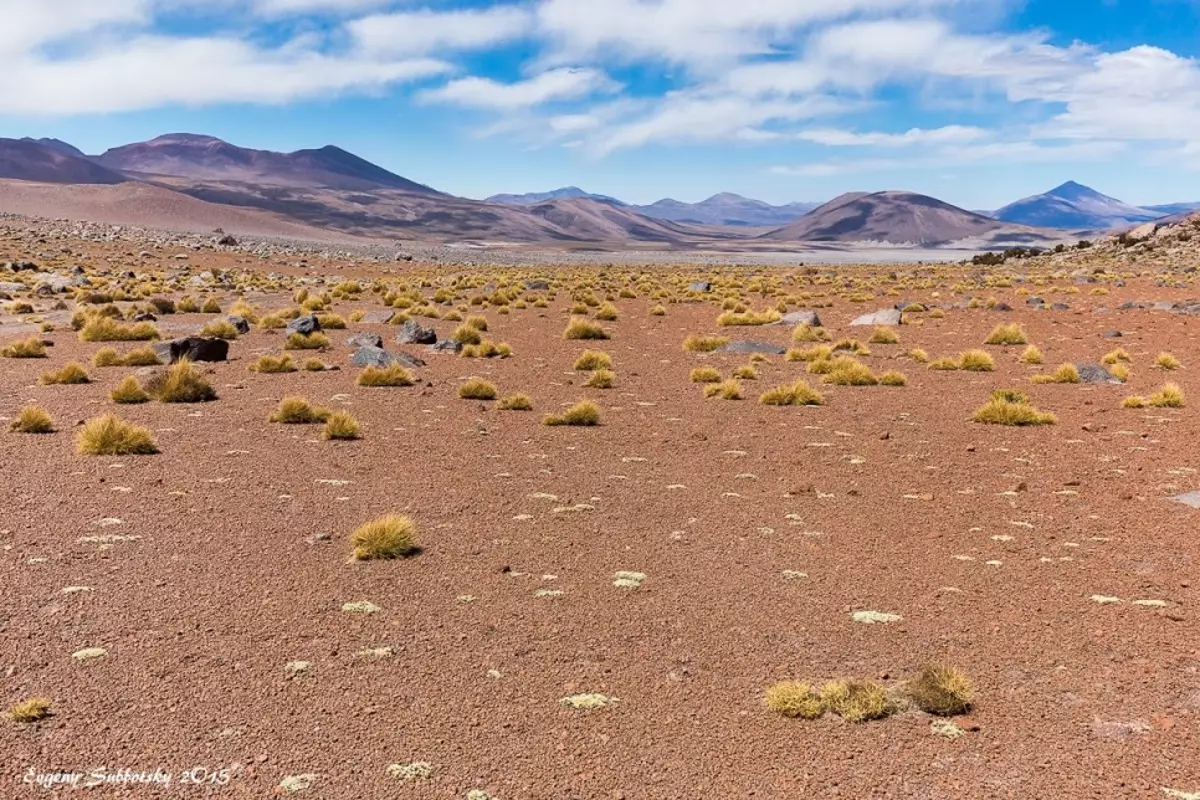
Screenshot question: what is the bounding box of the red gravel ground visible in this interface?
[1,243,1198,799]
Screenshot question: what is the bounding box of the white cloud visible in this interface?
[347,6,532,57]
[253,0,393,13]
[797,125,987,147]
[421,68,620,110]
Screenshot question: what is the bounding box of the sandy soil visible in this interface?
[0,235,1198,799]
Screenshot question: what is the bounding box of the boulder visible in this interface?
[396,319,437,345]
[351,347,426,369]
[359,310,395,325]
[225,315,251,334]
[152,337,229,364]
[1126,222,1158,242]
[688,281,713,293]
[780,310,822,327]
[1075,362,1120,385]
[347,333,383,349]
[133,312,157,323]
[6,260,38,272]
[850,308,902,326]
[1050,303,1070,311]
[287,314,321,335]
[524,280,551,291]
[991,302,1013,312]
[720,340,787,355]
[428,340,463,354]
[216,234,239,246]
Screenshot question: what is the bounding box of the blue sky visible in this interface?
[3,0,1200,208]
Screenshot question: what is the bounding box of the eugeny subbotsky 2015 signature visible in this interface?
[22,765,233,789]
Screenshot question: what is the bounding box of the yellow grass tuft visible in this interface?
[879,370,908,386]
[1109,362,1130,382]
[92,347,122,367]
[563,319,610,340]
[458,377,498,400]
[791,323,827,343]
[357,364,414,387]
[585,369,615,388]
[958,349,996,372]
[122,347,161,366]
[787,344,832,363]
[906,665,973,716]
[650,304,666,316]
[269,396,331,424]
[681,333,728,352]
[732,364,758,380]
[6,697,52,723]
[1155,352,1182,370]
[717,308,781,326]
[759,380,824,406]
[928,356,960,370]
[821,356,878,386]
[251,354,297,373]
[350,514,420,560]
[1,336,48,358]
[573,350,612,371]
[690,366,722,383]
[201,298,222,314]
[452,324,483,345]
[984,323,1028,345]
[972,395,1056,425]
[1148,383,1184,408]
[1101,348,1132,365]
[465,314,489,331]
[498,393,533,411]
[304,358,326,372]
[145,361,216,402]
[285,332,329,350]
[821,680,893,723]
[543,400,601,426]
[79,318,159,342]
[594,302,619,321]
[76,415,158,455]
[1019,345,1044,365]
[1122,395,1146,408]
[110,376,150,404]
[8,406,54,433]
[703,379,742,399]
[906,348,930,363]
[200,320,239,340]
[868,327,900,344]
[323,411,361,440]
[40,362,90,385]
[1031,363,1081,384]
[764,682,824,719]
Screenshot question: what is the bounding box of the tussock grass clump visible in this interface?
[200,320,239,340]
[315,313,346,330]
[92,347,122,367]
[703,379,742,399]
[79,318,159,342]
[906,348,930,363]
[820,357,878,386]
[1019,345,1044,365]
[760,380,824,406]
[356,364,414,387]
[832,338,871,355]
[176,297,200,313]
[958,350,996,372]
[879,370,908,386]
[1,336,48,358]
[1101,348,1132,365]
[458,378,498,400]
[543,400,600,426]
[145,361,216,403]
[907,665,973,716]
[984,323,1028,345]
[563,319,609,340]
[573,350,612,371]
[304,358,326,372]
[351,514,419,560]
[972,394,1056,426]
[820,680,893,723]
[460,340,512,359]
[452,324,483,346]
[110,376,150,404]
[9,406,54,433]
[991,388,1031,404]
[323,411,361,440]
[1155,352,1182,370]
[122,347,161,366]
[5,697,52,723]
[1122,395,1147,409]
[285,332,329,350]
[465,314,489,331]
[682,334,728,353]
[200,298,222,314]
[585,369,615,388]
[76,415,158,455]
[40,362,90,385]
[764,681,824,719]
[1109,362,1130,382]
[690,366,722,383]
[1031,363,1081,384]
[594,302,619,321]
[732,364,758,380]
[1149,383,1185,408]
[498,393,533,411]
[269,396,331,424]
[650,304,666,316]
[788,344,832,363]
[717,308,781,326]
[868,327,900,344]
[791,323,827,343]
[928,356,960,371]
[252,354,297,373]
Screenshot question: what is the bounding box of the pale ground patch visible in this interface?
[386,762,434,780]
[278,774,318,793]
[613,571,646,589]
[285,661,313,678]
[342,601,380,613]
[71,647,107,661]
[561,693,616,709]
[852,611,902,624]
[931,719,966,739]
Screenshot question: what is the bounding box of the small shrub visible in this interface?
[703,379,742,399]
[682,334,728,353]
[465,314,489,331]
[1110,362,1130,382]
[760,380,824,406]
[122,347,161,367]
[316,313,346,330]
[1122,395,1147,409]
[323,411,361,440]
[1148,383,1184,408]
[1,336,47,358]
[991,388,1031,404]
[563,319,609,340]
[304,358,327,372]
[145,361,217,403]
[906,348,929,363]
[357,364,414,387]
[1031,363,1081,384]
[252,354,297,374]
[459,378,498,400]
[76,415,158,455]
[1101,348,1131,365]
[764,681,824,719]
[791,324,827,343]
[176,297,200,313]
[972,396,1056,425]
[498,393,533,411]
[594,302,619,321]
[690,367,722,383]
[350,514,419,560]
[907,665,973,716]
[92,347,122,367]
[79,318,159,342]
[269,396,331,424]
[585,369,615,388]
[958,350,995,372]
[1019,345,1044,365]
[717,308,781,326]
[650,304,666,316]
[787,344,832,363]
[821,680,892,723]
[928,356,960,371]
[879,370,908,386]
[200,298,223,314]
[868,327,900,345]
[574,350,612,371]
[821,357,878,386]
[1155,352,1182,370]
[285,332,329,350]
[543,400,601,426]
[6,697,52,723]
[40,362,90,385]
[200,320,239,340]
[8,406,54,433]
[110,376,150,404]
[452,324,483,346]
[984,323,1028,346]
[732,365,758,380]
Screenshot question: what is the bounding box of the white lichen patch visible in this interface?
[560,693,615,710]
[613,571,646,589]
[852,610,902,624]
[285,660,314,677]
[1132,599,1168,607]
[534,589,563,598]
[77,534,141,544]
[1162,789,1200,800]
[61,586,92,594]
[931,719,966,739]
[71,647,107,661]
[1090,595,1121,605]
[466,791,498,800]
[386,762,434,781]
[278,774,318,793]
[782,570,808,581]
[355,647,394,659]
[553,504,595,514]
[342,600,380,614]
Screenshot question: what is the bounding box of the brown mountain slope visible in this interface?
[0,138,127,185]
[525,197,709,242]
[763,190,1054,246]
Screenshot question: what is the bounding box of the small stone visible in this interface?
[851,610,902,624]
[285,660,314,678]
[931,719,966,739]
[278,774,319,793]
[612,571,647,589]
[561,693,615,710]
[386,762,434,781]
[72,647,107,661]
[342,600,380,614]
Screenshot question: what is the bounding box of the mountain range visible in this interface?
[0,133,1192,248]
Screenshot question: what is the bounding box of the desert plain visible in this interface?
[0,215,1198,799]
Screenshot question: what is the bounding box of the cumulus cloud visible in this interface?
[420,68,620,110]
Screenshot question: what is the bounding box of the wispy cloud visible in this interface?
[420,68,621,110]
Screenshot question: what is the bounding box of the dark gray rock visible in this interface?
[396,319,437,345]
[216,234,238,246]
[688,281,713,293]
[850,308,902,326]
[7,261,38,272]
[152,337,229,364]
[429,340,463,354]
[133,312,157,322]
[1100,330,1123,338]
[286,314,321,335]
[524,280,550,291]
[720,340,787,355]
[225,315,251,334]
[394,351,426,369]
[360,310,395,325]
[1050,303,1070,311]
[991,302,1014,312]
[780,310,822,327]
[1026,296,1045,306]
[347,333,383,349]
[1076,362,1120,385]
[351,346,394,368]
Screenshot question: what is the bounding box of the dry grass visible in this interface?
[40,362,90,385]
[1109,362,1130,382]
[145,361,216,403]
[200,319,240,339]
[791,323,828,343]
[1122,395,1147,409]
[323,411,361,440]
[304,358,326,372]
[459,378,498,400]
[5,697,52,723]
[717,308,781,326]
[201,298,222,314]
[594,302,619,321]
[465,314,489,331]
[111,376,150,404]
[906,348,929,363]
[928,356,960,370]
[452,324,483,345]
[563,319,610,340]
[879,370,908,386]
[732,364,758,380]
[868,327,900,344]
[759,380,824,406]
[1149,383,1185,408]
[703,379,742,399]
[79,318,159,342]
[76,415,158,455]
[573,350,612,371]
[350,514,420,560]
[690,366,722,383]
[820,356,878,386]
[123,347,161,366]
[1031,363,1081,384]
[252,354,298,373]
[972,394,1056,425]
[821,680,893,723]
[787,344,832,363]
[92,347,122,367]
[498,393,533,411]
[1101,348,1132,365]
[1019,345,1044,365]
[906,665,973,716]
[681,334,728,352]
[984,323,1028,345]
[764,682,824,719]
[543,400,601,426]
[585,369,615,388]
[958,350,996,372]
[8,406,54,433]
[269,396,331,424]
[650,304,666,316]
[285,332,330,350]
[1,336,48,358]
[357,364,415,387]
[1155,352,1182,370]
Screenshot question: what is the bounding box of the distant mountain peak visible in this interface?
[995,181,1162,230]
